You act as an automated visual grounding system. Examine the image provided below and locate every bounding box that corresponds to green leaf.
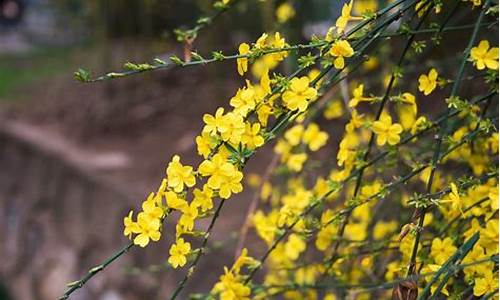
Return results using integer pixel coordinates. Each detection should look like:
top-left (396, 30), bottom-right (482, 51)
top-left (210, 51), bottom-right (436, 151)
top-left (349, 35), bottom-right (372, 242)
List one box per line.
top-left (169, 55), bottom-right (185, 66)
top-left (153, 58), bottom-right (167, 65)
top-left (74, 68), bottom-right (91, 82)
top-left (212, 51), bottom-right (226, 61)
top-left (190, 52), bottom-right (205, 62)
top-left (298, 53), bottom-right (316, 68)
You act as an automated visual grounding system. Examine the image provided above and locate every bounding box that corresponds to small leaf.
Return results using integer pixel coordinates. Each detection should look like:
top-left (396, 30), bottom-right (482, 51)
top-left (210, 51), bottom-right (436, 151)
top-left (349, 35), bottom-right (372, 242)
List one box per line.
top-left (169, 55), bottom-right (185, 66)
top-left (66, 280), bottom-right (80, 288)
top-left (74, 68), bottom-right (91, 82)
top-left (190, 52), bottom-right (204, 62)
top-left (154, 58), bottom-right (167, 65)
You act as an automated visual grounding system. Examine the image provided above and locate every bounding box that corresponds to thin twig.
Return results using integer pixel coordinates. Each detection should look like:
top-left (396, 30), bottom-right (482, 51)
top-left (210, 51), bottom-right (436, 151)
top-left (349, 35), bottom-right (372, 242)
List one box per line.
top-left (407, 0), bottom-right (492, 276)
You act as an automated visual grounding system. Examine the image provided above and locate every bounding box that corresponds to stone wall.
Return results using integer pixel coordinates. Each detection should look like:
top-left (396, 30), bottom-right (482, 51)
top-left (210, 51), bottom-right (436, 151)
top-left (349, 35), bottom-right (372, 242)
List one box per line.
top-left (0, 121), bottom-right (158, 300)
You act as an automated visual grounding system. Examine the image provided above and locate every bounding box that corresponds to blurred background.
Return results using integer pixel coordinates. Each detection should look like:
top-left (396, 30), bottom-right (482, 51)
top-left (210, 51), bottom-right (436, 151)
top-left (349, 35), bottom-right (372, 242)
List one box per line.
top-left (0, 1), bottom-right (345, 299)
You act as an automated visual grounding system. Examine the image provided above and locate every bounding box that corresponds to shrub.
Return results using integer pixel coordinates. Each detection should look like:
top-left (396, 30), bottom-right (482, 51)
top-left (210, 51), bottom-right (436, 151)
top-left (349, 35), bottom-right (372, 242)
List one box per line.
top-left (64, 0), bottom-right (499, 299)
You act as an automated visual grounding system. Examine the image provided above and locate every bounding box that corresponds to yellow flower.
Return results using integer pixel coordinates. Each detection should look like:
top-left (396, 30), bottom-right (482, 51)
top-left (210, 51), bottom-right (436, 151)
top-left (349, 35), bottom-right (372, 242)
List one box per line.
top-left (196, 131), bottom-right (217, 158)
top-left (385, 261), bottom-right (401, 281)
top-left (285, 234), bottom-right (306, 260)
top-left (166, 191), bottom-right (188, 211)
top-left (303, 123), bottom-right (329, 151)
top-left (336, 1), bottom-right (362, 34)
top-left (372, 114), bottom-right (403, 146)
top-left (324, 101), bottom-right (344, 119)
top-left (275, 139), bottom-right (292, 161)
top-left (237, 43), bottom-right (250, 75)
top-left (307, 68), bottom-right (323, 88)
top-left (421, 264), bottom-right (450, 296)
top-left (257, 102), bottom-right (273, 126)
top-left (287, 153), bottom-right (308, 172)
top-left (400, 234), bottom-right (418, 263)
top-left (295, 266), bottom-right (317, 285)
top-left (230, 83), bottom-right (256, 117)
top-left (233, 248), bottom-right (259, 273)
top-left (251, 33), bottom-right (288, 77)
top-left (253, 211), bottom-right (278, 245)
top-left (363, 56), bottom-right (379, 70)
top-left (133, 213), bottom-right (161, 247)
top-left (192, 186), bottom-right (214, 212)
top-left (212, 267), bottom-right (251, 300)
top-left (329, 40), bottom-right (354, 69)
top-left (345, 222), bottom-right (367, 241)
top-left (479, 219), bottom-right (499, 255)
top-left (123, 210), bottom-right (139, 238)
top-left (255, 33), bottom-right (269, 49)
top-left (470, 40), bottom-right (499, 70)
top-left (199, 153), bottom-right (235, 189)
top-left (473, 270), bottom-right (499, 297)
top-left (430, 237), bottom-right (457, 265)
top-left (168, 238), bottom-right (191, 268)
top-left (203, 107), bottom-right (226, 136)
top-left (282, 77), bottom-right (317, 112)
top-left (400, 92), bottom-right (417, 113)
top-left (463, 244), bottom-right (488, 279)
top-left (373, 221), bottom-right (398, 240)
top-left (219, 112), bottom-right (246, 145)
top-left (284, 124), bottom-right (304, 146)
top-left (316, 224), bottom-right (337, 251)
top-left (348, 84), bottom-right (374, 107)
top-left (219, 170), bottom-right (244, 199)
top-left (260, 181), bottom-right (272, 201)
top-left (463, 218), bottom-right (482, 241)
top-left (260, 68), bottom-right (272, 94)
top-left (156, 178), bottom-right (168, 199)
top-left (276, 2), bottom-right (295, 23)
top-left (166, 155), bottom-right (196, 193)
top-left (354, 0), bottom-right (378, 14)
top-left (141, 194), bottom-right (164, 221)
top-left (269, 32), bottom-right (288, 61)
top-left (488, 185), bottom-right (498, 210)
top-left (398, 92), bottom-right (417, 130)
top-left (489, 133), bottom-right (499, 153)
top-left (178, 203), bottom-right (199, 231)
top-left (324, 294), bottom-right (337, 300)
top-left (241, 122), bottom-right (265, 149)
top-left (470, 0), bottom-right (482, 6)
top-left (418, 68), bottom-right (438, 96)
top-left (441, 183), bottom-right (464, 215)
top-left (411, 116), bottom-right (430, 135)
top-left (415, 0), bottom-right (442, 16)
top-left (348, 110), bottom-right (364, 130)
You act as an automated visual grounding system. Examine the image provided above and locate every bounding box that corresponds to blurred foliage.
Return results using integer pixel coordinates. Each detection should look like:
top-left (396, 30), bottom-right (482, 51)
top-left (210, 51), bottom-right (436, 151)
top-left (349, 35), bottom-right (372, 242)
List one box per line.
top-left (0, 47), bottom-right (73, 99)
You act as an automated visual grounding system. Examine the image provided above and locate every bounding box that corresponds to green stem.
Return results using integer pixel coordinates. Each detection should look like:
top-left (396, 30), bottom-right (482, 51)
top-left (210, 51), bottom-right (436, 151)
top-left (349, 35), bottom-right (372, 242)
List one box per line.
top-left (59, 242), bottom-right (134, 300)
top-left (210, 255), bottom-right (494, 299)
top-left (169, 200), bottom-right (225, 300)
top-left (406, 0), bottom-right (491, 276)
top-left (419, 232), bottom-right (480, 299)
top-left (321, 2), bottom-right (433, 284)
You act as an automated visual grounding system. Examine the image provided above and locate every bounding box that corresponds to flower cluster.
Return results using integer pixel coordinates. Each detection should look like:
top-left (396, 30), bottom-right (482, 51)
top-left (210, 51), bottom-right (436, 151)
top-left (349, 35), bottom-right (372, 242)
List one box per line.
top-left (274, 121), bottom-right (329, 172)
top-left (79, 1), bottom-right (499, 300)
top-left (211, 249), bottom-right (259, 299)
top-left (122, 25), bottom-right (322, 272)
top-left (237, 32), bottom-right (289, 78)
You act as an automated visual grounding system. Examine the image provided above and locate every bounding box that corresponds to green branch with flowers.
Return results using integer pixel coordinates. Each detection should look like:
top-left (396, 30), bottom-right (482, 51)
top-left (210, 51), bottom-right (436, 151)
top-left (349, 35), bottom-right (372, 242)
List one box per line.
top-left (62, 0), bottom-right (499, 299)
